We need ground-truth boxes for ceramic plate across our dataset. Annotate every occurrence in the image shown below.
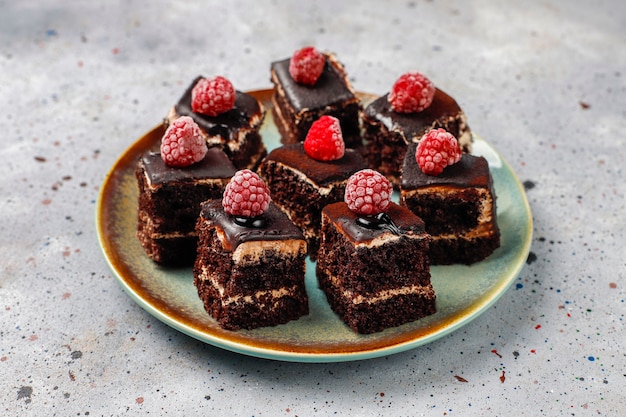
[96,90,532,362]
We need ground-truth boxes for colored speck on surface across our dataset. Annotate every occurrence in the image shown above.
[516,283,523,289]
[588,356,595,362]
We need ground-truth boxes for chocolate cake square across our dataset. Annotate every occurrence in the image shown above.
[270,52,362,147]
[135,148,237,265]
[361,89,471,185]
[316,202,436,334]
[193,200,309,330]
[166,76,267,170]
[400,142,500,265]
[257,143,367,260]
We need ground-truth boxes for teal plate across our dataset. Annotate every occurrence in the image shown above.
[96,90,533,362]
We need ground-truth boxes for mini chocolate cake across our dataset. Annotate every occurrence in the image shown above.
[270,53,362,147]
[135,148,236,265]
[316,202,435,334]
[362,89,471,185]
[166,76,267,170]
[400,142,500,265]
[257,143,367,260]
[194,200,308,330]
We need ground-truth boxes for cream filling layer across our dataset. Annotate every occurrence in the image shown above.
[408,186,494,224]
[137,210,197,239]
[323,272,434,305]
[267,160,343,197]
[214,229,307,263]
[199,266,300,307]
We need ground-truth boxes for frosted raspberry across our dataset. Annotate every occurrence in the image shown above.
[415,128,462,176]
[191,76,236,116]
[303,115,345,161]
[289,46,326,86]
[388,72,435,113]
[160,116,208,167]
[222,169,271,218]
[344,169,393,215]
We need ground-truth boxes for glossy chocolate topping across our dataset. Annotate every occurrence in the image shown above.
[263,143,366,185]
[363,89,463,137]
[323,202,426,244]
[200,200,305,251]
[140,148,236,186]
[401,143,491,190]
[174,76,263,139]
[271,58,357,112]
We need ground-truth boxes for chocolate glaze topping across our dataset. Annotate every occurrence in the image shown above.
[363,89,463,138]
[200,200,305,251]
[264,143,367,185]
[271,58,357,112]
[356,212,403,236]
[174,76,262,140]
[401,143,491,190]
[140,148,236,186]
[323,202,425,244]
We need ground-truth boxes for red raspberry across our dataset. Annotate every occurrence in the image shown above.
[160,116,208,167]
[344,169,393,215]
[222,169,271,218]
[415,128,462,175]
[289,46,326,86]
[303,115,345,161]
[191,76,236,116]
[388,72,435,113]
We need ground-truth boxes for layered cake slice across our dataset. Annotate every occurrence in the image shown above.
[136,116,236,265]
[193,170,308,330]
[400,129,500,265]
[316,170,435,334]
[362,71,471,185]
[270,47,362,147]
[257,116,367,259]
[166,75,267,170]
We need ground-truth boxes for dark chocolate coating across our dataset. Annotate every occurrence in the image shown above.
[322,202,426,244]
[263,143,367,186]
[174,76,262,139]
[363,90,463,139]
[140,148,236,186]
[401,143,491,190]
[271,58,356,112]
[199,200,305,251]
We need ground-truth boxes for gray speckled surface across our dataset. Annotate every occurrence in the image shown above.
[1,0,625,415]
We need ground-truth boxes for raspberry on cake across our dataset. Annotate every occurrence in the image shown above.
[166,75,267,170]
[362,71,472,185]
[193,171,308,330]
[400,132,500,265]
[270,48,362,147]
[135,117,237,265]
[316,169,436,334]
[191,76,236,117]
[289,46,326,86]
[257,116,367,260]
[160,115,208,167]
